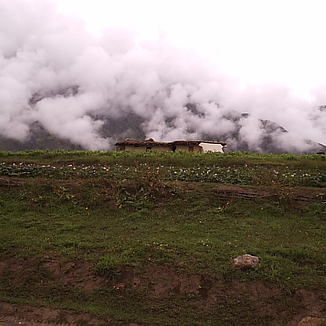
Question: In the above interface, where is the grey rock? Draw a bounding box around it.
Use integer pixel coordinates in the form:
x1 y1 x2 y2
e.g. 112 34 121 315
232 254 259 270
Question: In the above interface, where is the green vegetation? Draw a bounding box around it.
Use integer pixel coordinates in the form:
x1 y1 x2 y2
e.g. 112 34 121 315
0 151 325 325
0 151 325 187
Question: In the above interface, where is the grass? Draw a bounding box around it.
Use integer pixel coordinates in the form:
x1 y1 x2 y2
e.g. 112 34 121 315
0 151 325 187
1 180 324 286
0 151 325 325
0 149 325 166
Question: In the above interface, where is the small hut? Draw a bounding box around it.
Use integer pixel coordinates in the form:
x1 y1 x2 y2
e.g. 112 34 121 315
115 138 173 152
172 141 204 152
115 139 227 153
199 141 227 153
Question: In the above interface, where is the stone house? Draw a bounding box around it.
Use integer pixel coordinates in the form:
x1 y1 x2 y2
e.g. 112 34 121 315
115 139 227 153
115 139 172 152
172 141 226 153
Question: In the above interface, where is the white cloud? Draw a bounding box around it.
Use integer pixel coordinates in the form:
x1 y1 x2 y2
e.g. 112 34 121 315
0 0 324 151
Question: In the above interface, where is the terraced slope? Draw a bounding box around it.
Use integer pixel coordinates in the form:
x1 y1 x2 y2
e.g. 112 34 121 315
0 151 325 325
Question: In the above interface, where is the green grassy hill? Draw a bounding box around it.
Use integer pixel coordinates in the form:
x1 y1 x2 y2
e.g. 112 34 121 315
0 151 325 325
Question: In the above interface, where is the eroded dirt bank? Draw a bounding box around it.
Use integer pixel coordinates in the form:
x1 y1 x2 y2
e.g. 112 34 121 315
0 304 139 326
0 258 325 326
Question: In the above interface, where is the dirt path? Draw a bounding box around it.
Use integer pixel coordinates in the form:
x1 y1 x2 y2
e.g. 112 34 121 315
1 312 325 326
0 316 71 326
0 302 145 326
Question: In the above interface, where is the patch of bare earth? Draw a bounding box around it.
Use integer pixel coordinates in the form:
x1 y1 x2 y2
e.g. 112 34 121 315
212 185 325 202
0 177 25 187
0 258 325 325
296 317 326 326
119 265 326 325
0 303 144 326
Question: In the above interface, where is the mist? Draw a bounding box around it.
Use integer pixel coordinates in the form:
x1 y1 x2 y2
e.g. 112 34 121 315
0 0 325 152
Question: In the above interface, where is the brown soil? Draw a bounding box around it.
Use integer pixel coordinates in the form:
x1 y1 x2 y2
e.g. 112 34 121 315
0 303 144 326
296 317 326 326
2 176 325 203
0 258 325 325
212 185 325 202
0 177 25 187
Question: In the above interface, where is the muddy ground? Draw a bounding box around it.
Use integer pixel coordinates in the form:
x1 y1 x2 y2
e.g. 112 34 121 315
0 258 325 326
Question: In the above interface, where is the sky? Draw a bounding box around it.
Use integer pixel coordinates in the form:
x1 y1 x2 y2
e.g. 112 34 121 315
0 0 325 151
54 0 326 99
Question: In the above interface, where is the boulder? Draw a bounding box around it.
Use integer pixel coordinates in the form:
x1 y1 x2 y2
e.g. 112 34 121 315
232 254 259 270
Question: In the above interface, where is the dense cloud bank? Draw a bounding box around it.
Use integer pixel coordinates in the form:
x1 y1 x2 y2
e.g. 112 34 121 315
0 0 325 152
